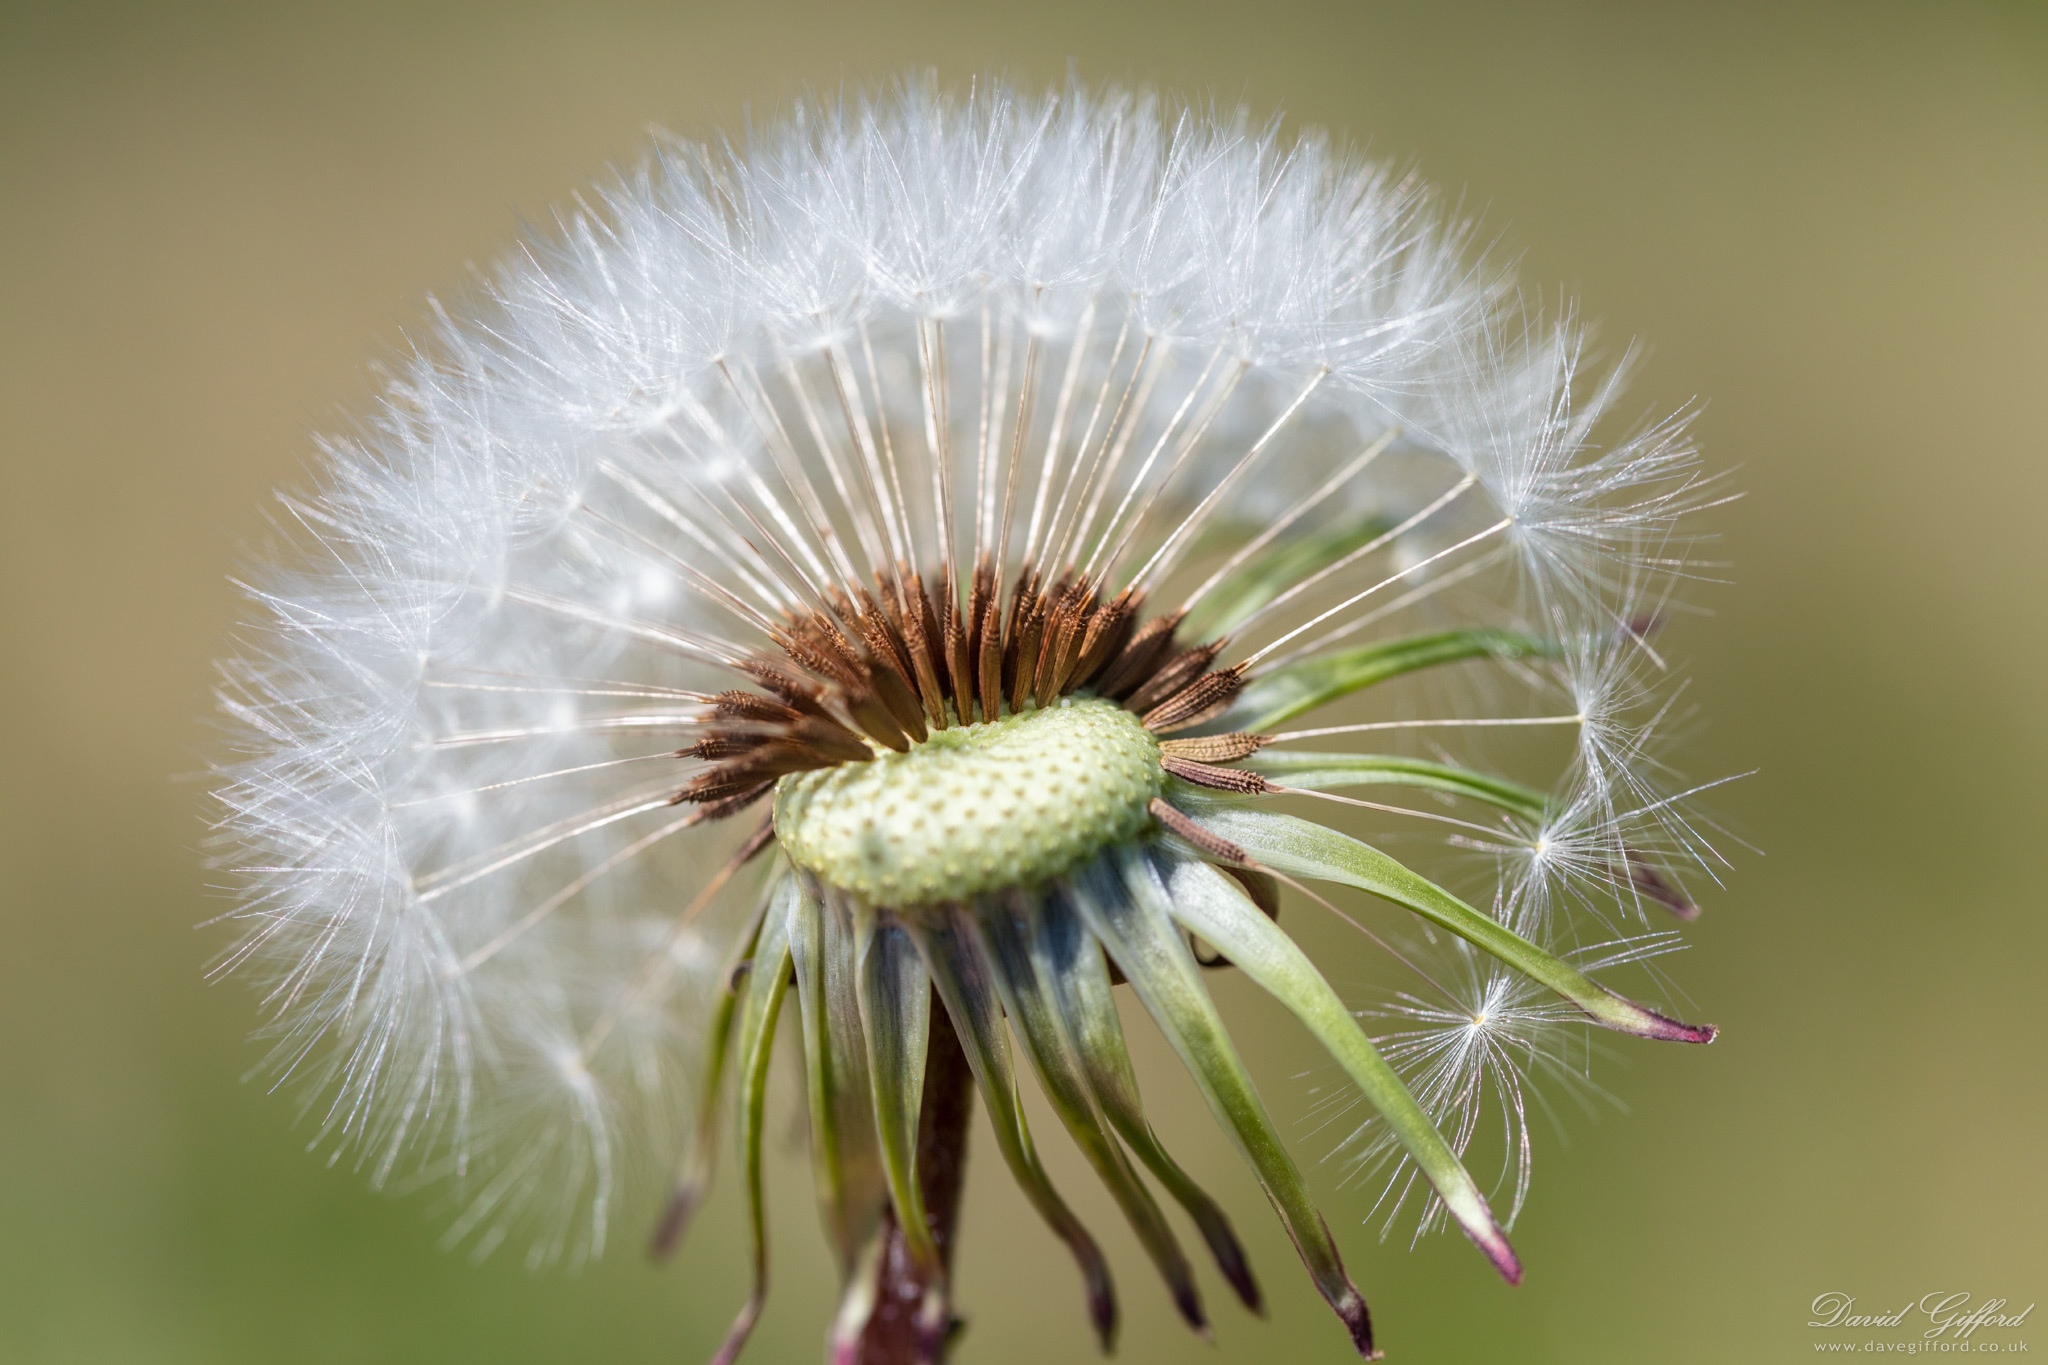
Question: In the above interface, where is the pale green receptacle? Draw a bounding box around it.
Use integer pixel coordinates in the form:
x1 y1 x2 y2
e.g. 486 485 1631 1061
774 697 1163 908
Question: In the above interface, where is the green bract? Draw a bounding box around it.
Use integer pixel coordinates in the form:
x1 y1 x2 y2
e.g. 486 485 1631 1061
774 698 1164 907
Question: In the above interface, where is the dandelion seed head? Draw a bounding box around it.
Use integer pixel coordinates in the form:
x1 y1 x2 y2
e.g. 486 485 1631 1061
209 74 1729 1344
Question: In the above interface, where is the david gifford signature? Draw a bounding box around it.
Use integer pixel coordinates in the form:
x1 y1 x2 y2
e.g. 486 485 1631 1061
1811 1293 2035 1341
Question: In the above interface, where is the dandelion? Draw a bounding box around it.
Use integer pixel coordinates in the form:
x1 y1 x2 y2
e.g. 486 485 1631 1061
211 76 1728 1363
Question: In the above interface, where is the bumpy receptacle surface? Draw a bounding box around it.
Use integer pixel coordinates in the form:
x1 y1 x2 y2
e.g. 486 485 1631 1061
774 697 1163 908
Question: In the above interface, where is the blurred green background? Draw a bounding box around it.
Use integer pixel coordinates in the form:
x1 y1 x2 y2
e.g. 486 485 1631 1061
2 2 2043 1361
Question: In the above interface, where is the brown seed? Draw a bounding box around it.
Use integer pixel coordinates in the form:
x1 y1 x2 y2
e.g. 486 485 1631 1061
1096 609 1182 700
943 592 974 723
1141 665 1247 733
977 587 1005 724
1069 587 1137 689
1157 732 1269 763
687 733 768 761
910 570 951 710
694 781 778 821
1009 590 1051 711
789 717 876 763
891 569 947 726
712 689 802 724
1124 639 1224 713
1001 567 1039 698
1148 797 1247 864
1159 756 1269 794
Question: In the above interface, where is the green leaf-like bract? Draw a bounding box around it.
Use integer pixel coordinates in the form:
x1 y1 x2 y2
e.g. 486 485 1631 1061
854 911 939 1275
973 895 1209 1332
1072 849 1377 1357
1190 807 1716 1044
1244 751 1548 822
1219 628 1556 732
1161 857 1520 1282
710 874 796 1365
790 884 888 1272
1035 894 1264 1314
908 909 1119 1349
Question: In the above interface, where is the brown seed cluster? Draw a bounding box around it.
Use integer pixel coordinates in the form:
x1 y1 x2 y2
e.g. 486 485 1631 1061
672 558 1264 818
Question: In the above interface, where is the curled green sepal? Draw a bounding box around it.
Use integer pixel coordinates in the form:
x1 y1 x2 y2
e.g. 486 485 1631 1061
1242 751 1548 824
1161 856 1522 1283
708 874 798 1365
1033 894 1264 1314
789 882 889 1271
971 894 1211 1336
656 986 737 1249
1073 848 1377 1358
1219 628 1555 732
1192 806 1717 1044
906 909 1120 1351
652 871 778 1260
852 906 940 1279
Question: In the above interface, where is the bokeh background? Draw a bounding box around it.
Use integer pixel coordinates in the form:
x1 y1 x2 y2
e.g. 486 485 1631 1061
3 3 2043 1361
